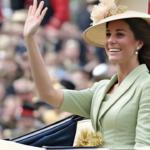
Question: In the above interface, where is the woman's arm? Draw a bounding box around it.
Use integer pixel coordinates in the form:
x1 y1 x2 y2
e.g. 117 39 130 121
24 0 63 108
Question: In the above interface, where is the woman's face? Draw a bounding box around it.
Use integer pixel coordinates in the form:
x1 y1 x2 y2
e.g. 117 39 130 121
104 20 142 65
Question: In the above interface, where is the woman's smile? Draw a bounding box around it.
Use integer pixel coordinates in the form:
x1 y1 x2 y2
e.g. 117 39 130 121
109 49 121 52
109 49 122 56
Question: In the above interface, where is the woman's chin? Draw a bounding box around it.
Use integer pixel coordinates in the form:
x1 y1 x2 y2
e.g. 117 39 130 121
109 58 119 63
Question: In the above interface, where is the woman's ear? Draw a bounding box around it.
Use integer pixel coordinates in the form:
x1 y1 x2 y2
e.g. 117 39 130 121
137 40 144 49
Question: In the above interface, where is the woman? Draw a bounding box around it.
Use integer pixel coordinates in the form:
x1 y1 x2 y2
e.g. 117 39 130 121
24 0 150 148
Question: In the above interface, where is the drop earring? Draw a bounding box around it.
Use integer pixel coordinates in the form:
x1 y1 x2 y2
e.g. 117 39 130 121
135 47 140 55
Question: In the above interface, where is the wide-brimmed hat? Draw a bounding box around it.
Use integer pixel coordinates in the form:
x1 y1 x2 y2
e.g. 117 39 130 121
83 0 150 47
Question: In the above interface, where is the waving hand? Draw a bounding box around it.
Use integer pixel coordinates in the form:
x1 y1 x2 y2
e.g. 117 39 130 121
24 0 48 38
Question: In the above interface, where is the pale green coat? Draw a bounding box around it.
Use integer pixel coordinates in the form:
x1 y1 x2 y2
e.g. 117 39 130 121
60 64 150 148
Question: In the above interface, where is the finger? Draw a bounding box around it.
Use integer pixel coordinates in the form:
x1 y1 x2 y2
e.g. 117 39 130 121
28 5 33 17
35 1 44 18
38 7 48 25
31 0 37 16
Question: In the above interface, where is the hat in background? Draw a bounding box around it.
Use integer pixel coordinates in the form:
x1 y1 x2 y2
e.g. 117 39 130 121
15 39 46 57
0 50 14 59
0 34 11 51
92 63 108 76
15 40 28 57
10 9 28 22
83 0 150 47
53 82 66 89
21 104 35 117
43 110 60 125
68 65 89 74
55 69 72 80
60 79 75 90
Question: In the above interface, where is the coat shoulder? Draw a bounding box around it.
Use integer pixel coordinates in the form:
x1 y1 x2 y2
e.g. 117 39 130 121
92 79 110 92
138 72 150 85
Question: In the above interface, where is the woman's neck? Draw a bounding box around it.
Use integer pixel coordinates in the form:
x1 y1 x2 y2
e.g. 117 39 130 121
116 61 140 86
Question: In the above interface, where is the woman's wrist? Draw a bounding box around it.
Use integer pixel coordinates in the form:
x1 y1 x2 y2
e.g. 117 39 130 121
24 35 35 41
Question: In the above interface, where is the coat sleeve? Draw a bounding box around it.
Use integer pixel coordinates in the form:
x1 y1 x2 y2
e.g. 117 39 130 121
134 82 150 147
60 82 99 118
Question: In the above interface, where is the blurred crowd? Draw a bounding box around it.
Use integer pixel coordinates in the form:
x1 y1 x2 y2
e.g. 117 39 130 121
0 0 131 140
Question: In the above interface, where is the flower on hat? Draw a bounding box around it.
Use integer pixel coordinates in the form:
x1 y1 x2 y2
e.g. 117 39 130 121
91 0 128 25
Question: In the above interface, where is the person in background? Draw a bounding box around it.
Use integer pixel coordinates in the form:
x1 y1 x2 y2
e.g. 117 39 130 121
77 0 107 64
62 39 81 68
10 0 70 39
77 0 99 32
0 95 19 131
0 0 3 27
13 77 35 103
148 0 150 14
0 81 6 104
11 104 36 138
68 66 90 90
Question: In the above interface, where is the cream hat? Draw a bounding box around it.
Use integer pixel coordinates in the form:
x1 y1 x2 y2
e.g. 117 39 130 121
83 0 150 47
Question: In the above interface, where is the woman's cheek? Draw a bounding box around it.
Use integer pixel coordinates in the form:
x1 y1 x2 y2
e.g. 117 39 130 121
104 39 109 56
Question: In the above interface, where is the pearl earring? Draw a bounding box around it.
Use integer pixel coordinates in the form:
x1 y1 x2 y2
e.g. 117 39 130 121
135 51 138 55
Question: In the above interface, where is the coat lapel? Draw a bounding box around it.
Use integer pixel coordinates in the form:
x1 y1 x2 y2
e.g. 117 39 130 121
92 74 118 131
98 64 149 120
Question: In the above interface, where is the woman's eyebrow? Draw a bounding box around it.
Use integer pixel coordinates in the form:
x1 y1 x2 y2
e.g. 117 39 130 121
116 29 126 32
106 29 126 32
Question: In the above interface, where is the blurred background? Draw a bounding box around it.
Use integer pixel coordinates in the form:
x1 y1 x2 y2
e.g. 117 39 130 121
0 0 149 139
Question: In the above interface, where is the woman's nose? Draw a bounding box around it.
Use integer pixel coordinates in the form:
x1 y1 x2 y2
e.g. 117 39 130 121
108 35 116 44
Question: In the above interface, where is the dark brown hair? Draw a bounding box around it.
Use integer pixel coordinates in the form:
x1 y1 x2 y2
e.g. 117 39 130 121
106 18 150 71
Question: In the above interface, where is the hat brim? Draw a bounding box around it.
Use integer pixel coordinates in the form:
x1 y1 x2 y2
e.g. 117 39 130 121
83 11 150 47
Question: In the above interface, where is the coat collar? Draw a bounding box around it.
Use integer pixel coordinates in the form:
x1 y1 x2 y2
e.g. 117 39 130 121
99 64 149 119
92 64 149 132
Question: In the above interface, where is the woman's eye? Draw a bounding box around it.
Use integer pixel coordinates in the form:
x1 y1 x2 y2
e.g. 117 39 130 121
117 33 124 36
106 33 111 37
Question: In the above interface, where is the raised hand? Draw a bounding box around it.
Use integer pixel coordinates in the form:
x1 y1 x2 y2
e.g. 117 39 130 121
24 0 48 38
